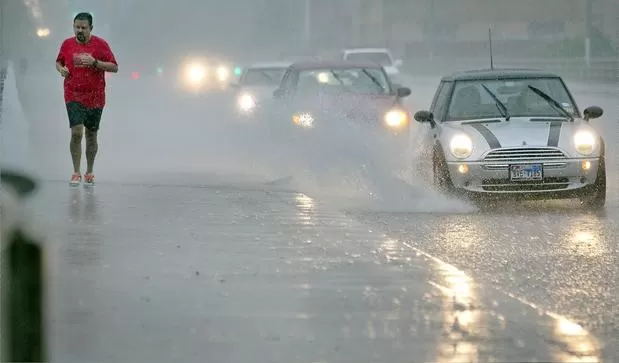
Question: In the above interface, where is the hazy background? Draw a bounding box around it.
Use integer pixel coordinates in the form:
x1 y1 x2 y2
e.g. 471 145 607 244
2 0 618 198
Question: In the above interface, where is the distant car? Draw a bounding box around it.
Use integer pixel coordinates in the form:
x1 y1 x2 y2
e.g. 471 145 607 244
341 48 403 80
230 62 291 117
110 55 236 94
268 60 413 165
413 68 606 209
176 56 234 92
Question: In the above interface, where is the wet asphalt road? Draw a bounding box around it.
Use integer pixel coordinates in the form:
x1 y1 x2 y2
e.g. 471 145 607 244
9 69 619 361
32 182 606 362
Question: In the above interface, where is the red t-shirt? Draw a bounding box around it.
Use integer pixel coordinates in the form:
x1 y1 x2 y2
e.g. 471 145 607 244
55 35 117 108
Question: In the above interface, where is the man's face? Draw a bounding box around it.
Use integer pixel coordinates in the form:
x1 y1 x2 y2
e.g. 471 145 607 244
73 19 91 43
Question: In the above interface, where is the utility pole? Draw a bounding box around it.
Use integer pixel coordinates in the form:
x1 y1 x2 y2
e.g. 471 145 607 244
428 0 435 60
1 0 7 122
304 0 311 49
584 0 593 67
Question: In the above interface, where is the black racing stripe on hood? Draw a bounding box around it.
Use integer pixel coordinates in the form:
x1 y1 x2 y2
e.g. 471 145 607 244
547 121 562 147
469 124 501 149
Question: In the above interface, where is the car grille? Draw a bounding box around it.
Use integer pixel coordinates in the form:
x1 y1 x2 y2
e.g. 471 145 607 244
483 147 566 162
481 177 570 192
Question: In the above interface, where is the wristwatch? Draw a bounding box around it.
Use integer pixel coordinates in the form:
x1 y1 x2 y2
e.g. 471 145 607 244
93 59 98 68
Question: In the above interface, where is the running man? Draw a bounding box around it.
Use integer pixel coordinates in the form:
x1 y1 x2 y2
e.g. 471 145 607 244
55 12 118 186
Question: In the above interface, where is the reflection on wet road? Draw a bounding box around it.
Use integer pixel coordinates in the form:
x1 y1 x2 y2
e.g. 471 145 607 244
347 203 618 361
32 182 604 362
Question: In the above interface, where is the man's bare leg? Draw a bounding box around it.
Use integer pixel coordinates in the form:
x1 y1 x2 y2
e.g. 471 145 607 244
70 125 84 174
85 129 98 174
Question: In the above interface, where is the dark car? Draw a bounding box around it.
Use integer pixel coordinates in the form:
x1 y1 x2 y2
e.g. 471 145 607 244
270 60 412 135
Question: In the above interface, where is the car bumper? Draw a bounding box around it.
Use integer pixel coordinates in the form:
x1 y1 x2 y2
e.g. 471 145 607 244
447 158 600 196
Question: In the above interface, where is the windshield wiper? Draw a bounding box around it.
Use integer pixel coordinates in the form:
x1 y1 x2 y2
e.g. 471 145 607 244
481 84 510 121
329 70 345 85
258 71 274 82
361 69 384 92
527 85 574 121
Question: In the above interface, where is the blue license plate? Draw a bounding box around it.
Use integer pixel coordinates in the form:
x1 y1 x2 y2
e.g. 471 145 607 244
509 164 543 181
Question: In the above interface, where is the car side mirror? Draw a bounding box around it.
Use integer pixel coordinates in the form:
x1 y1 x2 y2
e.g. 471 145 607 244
414 110 434 123
273 88 285 98
394 59 403 68
583 105 603 121
396 87 411 98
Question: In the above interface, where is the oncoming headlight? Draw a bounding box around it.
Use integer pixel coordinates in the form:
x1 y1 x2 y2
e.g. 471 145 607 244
293 113 314 128
184 62 207 85
216 66 230 82
384 109 408 128
238 93 256 112
573 130 596 155
449 134 473 159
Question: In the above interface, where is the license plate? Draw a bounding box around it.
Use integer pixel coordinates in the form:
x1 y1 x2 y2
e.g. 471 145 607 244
509 164 543 181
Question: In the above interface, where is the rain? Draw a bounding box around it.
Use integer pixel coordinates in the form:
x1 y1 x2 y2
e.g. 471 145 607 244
1 0 617 362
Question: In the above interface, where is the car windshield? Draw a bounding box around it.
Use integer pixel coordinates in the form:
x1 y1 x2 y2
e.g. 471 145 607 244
345 52 392 66
296 68 391 95
446 77 578 121
241 68 287 86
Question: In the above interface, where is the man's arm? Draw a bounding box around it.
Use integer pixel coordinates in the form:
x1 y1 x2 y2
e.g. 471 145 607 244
93 60 118 73
95 39 118 73
56 60 69 77
55 40 70 77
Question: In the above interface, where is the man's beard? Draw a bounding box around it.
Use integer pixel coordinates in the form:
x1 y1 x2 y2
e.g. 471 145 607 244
76 33 86 42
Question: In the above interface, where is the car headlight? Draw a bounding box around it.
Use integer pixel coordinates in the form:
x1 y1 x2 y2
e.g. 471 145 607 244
449 134 473 159
216 66 230 82
573 130 596 155
384 109 408 128
238 93 256 112
184 62 207 85
292 113 314 128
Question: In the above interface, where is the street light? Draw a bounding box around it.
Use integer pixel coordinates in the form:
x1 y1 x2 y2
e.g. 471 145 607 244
36 28 50 38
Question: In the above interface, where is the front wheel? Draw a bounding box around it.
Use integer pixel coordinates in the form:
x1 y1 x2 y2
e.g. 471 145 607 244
580 156 606 210
433 148 455 194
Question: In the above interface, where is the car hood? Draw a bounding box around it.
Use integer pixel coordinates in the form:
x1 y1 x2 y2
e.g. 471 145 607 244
440 117 602 158
237 85 279 100
293 93 401 122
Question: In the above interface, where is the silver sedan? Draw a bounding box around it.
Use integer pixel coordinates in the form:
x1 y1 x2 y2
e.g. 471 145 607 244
413 69 606 209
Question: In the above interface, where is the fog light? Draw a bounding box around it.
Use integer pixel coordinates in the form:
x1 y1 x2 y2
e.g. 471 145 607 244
458 164 469 174
581 160 591 171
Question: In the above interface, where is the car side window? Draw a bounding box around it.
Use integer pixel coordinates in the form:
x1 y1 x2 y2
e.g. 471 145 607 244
430 83 445 112
238 70 248 85
430 81 453 121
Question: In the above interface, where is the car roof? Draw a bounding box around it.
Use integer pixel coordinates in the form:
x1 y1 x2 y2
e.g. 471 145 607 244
441 68 562 82
290 60 383 70
246 61 292 69
342 48 390 54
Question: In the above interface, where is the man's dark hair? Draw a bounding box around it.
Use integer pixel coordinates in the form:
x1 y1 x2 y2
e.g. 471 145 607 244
73 12 93 27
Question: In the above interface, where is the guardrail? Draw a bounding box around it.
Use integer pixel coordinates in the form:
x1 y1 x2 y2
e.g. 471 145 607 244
401 57 618 85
